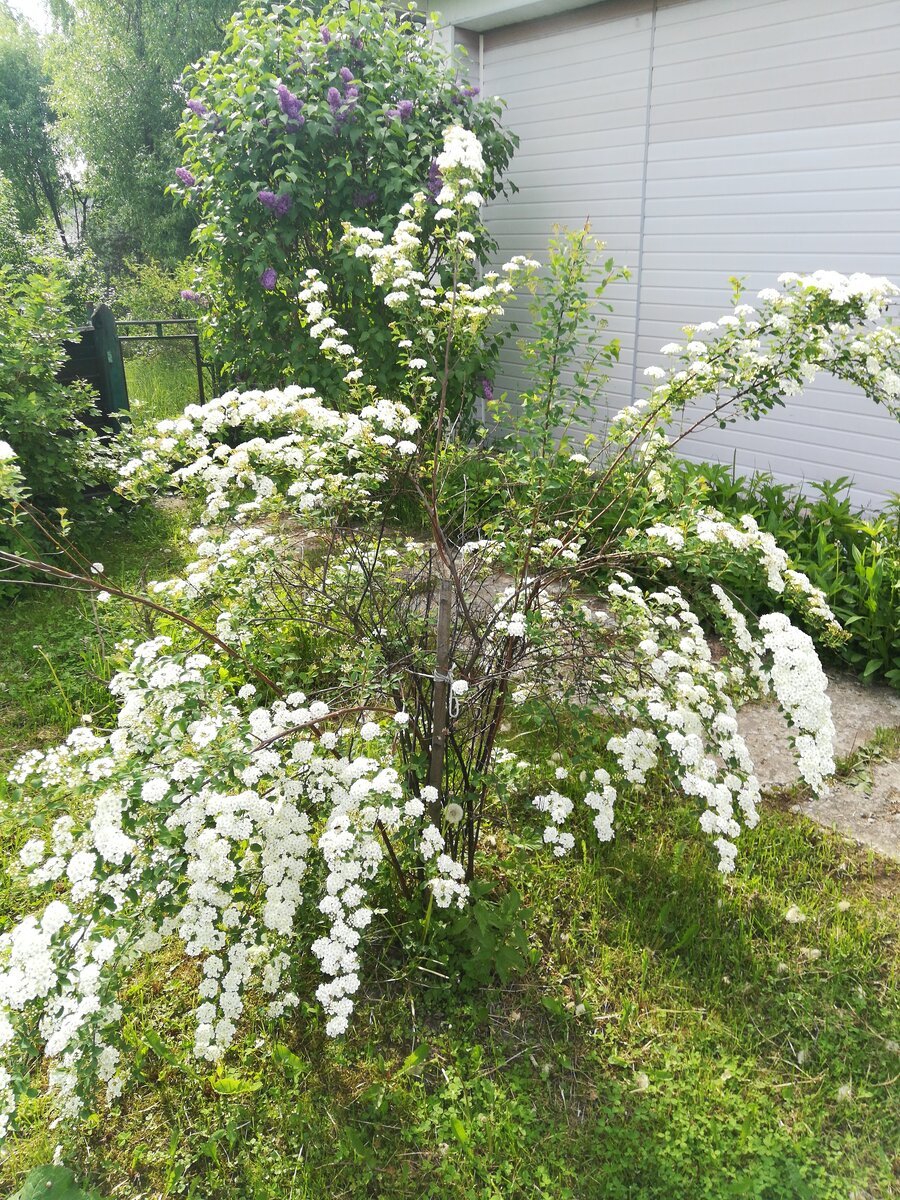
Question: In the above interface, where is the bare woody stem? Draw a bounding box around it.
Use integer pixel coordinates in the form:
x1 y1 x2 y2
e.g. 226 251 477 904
0 549 284 698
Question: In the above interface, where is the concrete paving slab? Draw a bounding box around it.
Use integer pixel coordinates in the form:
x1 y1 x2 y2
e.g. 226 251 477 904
738 669 900 861
791 760 900 861
738 670 900 790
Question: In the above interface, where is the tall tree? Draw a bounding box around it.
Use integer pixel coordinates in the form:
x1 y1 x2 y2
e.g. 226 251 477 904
47 0 236 268
0 3 71 246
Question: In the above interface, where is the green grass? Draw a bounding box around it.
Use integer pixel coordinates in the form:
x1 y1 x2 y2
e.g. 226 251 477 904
123 351 214 431
0 473 897 1197
0 352 194 768
0 503 189 773
1 796 896 1199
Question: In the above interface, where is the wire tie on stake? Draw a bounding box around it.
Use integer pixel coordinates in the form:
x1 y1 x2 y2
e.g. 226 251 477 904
435 669 460 719
407 667 459 719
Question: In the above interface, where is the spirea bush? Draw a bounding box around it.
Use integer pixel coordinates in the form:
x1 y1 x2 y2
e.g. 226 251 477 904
173 0 516 422
2 123 900 1138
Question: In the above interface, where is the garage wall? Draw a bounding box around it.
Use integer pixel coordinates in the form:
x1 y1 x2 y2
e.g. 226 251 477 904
437 0 900 508
478 1 654 426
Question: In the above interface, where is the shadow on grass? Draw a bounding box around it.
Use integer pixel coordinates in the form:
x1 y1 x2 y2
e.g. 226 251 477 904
4 801 896 1198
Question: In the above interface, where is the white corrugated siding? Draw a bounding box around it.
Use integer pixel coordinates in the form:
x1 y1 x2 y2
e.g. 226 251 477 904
478 1 654 430
468 0 900 507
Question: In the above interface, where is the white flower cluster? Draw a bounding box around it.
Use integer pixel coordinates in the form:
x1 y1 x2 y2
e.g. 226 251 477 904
628 507 841 641
532 790 575 856
420 803 469 909
313 758 418 1034
600 577 766 874
584 769 617 842
778 269 899 313
339 124 537 401
297 267 362 379
0 632 440 1127
435 124 486 178
759 613 835 792
616 270 900 478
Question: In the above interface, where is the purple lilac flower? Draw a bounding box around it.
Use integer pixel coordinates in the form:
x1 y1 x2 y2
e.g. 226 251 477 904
327 86 342 111
175 167 195 186
345 84 359 100
351 34 363 50
453 85 481 105
260 267 277 291
180 289 208 307
258 189 277 209
320 26 331 44
286 117 305 131
386 107 399 121
427 160 443 198
339 66 354 83
481 377 494 402
397 99 414 121
273 193 292 217
186 98 208 117
277 84 303 120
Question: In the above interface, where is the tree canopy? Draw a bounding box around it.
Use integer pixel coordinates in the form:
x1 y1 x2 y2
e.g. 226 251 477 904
0 3 74 246
43 0 237 266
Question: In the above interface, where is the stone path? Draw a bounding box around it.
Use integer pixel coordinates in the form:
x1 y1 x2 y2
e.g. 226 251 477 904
738 672 900 861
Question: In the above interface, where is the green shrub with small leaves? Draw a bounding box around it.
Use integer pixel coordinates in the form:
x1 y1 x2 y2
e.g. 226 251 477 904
663 464 900 688
0 260 102 508
109 257 199 322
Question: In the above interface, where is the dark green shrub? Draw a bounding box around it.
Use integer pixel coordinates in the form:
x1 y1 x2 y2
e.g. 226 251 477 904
665 463 900 687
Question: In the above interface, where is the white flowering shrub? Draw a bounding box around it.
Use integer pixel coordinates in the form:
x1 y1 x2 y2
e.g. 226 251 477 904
0 441 23 504
1 123 900 1139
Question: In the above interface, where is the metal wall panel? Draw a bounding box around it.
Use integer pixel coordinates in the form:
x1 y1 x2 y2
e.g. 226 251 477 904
480 2 654 423
449 0 900 507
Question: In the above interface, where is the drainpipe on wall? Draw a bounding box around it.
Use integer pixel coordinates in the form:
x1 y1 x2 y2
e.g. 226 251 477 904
479 30 487 427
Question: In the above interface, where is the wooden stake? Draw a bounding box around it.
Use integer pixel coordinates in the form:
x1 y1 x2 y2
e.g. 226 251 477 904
426 574 453 824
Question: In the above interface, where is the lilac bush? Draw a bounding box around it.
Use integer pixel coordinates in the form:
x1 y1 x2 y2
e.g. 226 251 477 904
172 0 516 425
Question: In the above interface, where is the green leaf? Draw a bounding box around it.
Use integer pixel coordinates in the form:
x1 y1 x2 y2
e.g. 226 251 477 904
541 995 567 1020
358 1080 386 1109
207 1074 263 1095
397 1042 430 1076
8 1166 109 1200
144 1029 179 1066
271 1042 305 1074
450 1117 469 1144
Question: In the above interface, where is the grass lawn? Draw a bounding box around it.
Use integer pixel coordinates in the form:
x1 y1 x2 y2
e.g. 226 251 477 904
123 349 213 429
0 364 897 1199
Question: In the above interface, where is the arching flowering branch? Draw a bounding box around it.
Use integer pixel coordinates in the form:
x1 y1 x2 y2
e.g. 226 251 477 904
1 120 898 1144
